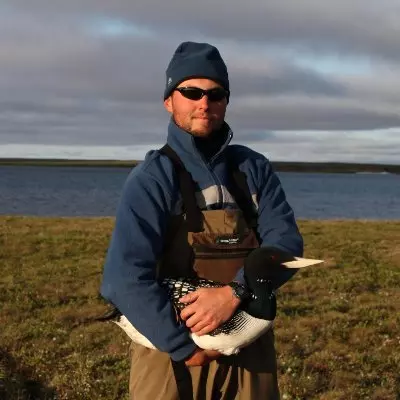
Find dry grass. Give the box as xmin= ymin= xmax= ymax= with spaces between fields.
xmin=0 ymin=216 xmax=399 ymax=399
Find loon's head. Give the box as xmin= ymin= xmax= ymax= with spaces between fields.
xmin=242 ymin=247 xmax=297 ymax=320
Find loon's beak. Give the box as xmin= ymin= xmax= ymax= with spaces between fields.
xmin=282 ymin=257 xmax=324 ymax=269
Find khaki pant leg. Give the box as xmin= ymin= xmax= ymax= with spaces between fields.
xmin=129 ymin=329 xmax=279 ymax=400
xmin=129 ymin=343 xmax=179 ymax=400
xmin=237 ymin=367 xmax=279 ymax=400
xmin=190 ymin=361 xmax=238 ymax=400
xmin=129 ymin=344 xmax=239 ymax=400
xmin=219 ymin=329 xmax=280 ymax=400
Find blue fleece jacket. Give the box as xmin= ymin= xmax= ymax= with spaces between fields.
xmin=100 ymin=119 xmax=303 ymax=362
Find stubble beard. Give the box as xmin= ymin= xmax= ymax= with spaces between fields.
xmin=187 ymin=115 xmax=224 ymax=137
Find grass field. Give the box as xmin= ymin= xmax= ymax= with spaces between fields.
xmin=1 ymin=217 xmax=399 ymax=399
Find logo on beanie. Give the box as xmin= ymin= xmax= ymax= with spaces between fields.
xmin=167 ymin=77 xmax=172 ymax=86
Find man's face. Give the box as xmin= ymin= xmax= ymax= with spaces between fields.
xmin=164 ymin=78 xmax=228 ymax=137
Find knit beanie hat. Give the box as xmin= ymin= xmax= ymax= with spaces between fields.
xmin=164 ymin=41 xmax=229 ymax=100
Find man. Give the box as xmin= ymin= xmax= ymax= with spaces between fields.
xmin=101 ymin=41 xmax=303 ymax=399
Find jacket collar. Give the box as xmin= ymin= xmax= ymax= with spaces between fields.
xmin=166 ymin=118 xmax=233 ymax=164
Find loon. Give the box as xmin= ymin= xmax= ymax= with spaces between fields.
xmin=99 ymin=247 xmax=323 ymax=355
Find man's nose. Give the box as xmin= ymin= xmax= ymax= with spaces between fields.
xmin=197 ymin=94 xmax=210 ymax=109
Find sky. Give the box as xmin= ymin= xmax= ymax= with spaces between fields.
xmin=1 ymin=1 xmax=400 ymax=163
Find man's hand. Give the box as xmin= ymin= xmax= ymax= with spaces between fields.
xmin=184 ymin=348 xmax=222 ymax=367
xmin=179 ymin=286 xmax=241 ymax=336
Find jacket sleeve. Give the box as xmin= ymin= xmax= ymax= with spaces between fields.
xmin=255 ymin=158 xmax=304 ymax=289
xmin=100 ymin=168 xmax=197 ymax=361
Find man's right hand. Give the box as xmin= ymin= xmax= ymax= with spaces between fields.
xmin=184 ymin=348 xmax=221 ymax=367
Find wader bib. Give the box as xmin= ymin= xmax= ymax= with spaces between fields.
xmin=129 ymin=145 xmax=280 ymax=400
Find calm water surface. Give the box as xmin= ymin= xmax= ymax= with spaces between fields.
xmin=0 ymin=166 xmax=399 ymax=219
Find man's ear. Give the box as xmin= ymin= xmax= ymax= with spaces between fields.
xmin=164 ymin=97 xmax=173 ymax=113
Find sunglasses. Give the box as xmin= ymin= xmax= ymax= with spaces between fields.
xmin=174 ymin=86 xmax=229 ymax=102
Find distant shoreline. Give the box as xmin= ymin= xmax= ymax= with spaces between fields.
xmin=0 ymin=158 xmax=399 ymax=174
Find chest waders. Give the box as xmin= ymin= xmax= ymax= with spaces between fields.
xmin=158 ymin=144 xmax=260 ymax=400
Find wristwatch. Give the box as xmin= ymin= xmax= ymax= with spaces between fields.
xmin=228 ymin=281 xmax=251 ymax=302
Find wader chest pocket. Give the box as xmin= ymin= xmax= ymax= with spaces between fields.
xmin=191 ymin=233 xmax=257 ymax=284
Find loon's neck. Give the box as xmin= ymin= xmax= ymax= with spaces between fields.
xmin=242 ymin=280 xmax=277 ymax=320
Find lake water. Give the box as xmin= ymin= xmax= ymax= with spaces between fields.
xmin=0 ymin=165 xmax=399 ymax=219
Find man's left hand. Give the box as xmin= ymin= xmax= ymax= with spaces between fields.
xmin=179 ymin=286 xmax=240 ymax=336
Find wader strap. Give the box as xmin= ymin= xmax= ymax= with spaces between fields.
xmin=159 ymin=144 xmax=204 ymax=232
xmin=225 ymin=148 xmax=259 ymax=231
xmin=171 ymin=359 xmax=194 ymax=400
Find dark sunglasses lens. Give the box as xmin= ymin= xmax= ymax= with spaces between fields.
xmin=179 ymin=88 xmax=204 ymax=100
xmin=207 ymin=89 xmax=227 ymax=101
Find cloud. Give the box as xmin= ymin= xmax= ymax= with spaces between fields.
xmin=0 ymin=1 xmax=399 ymax=162
xmin=236 ymin=129 xmax=400 ymax=164
xmin=2 ymin=129 xmax=399 ymax=165
xmin=11 ymin=1 xmax=400 ymax=59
